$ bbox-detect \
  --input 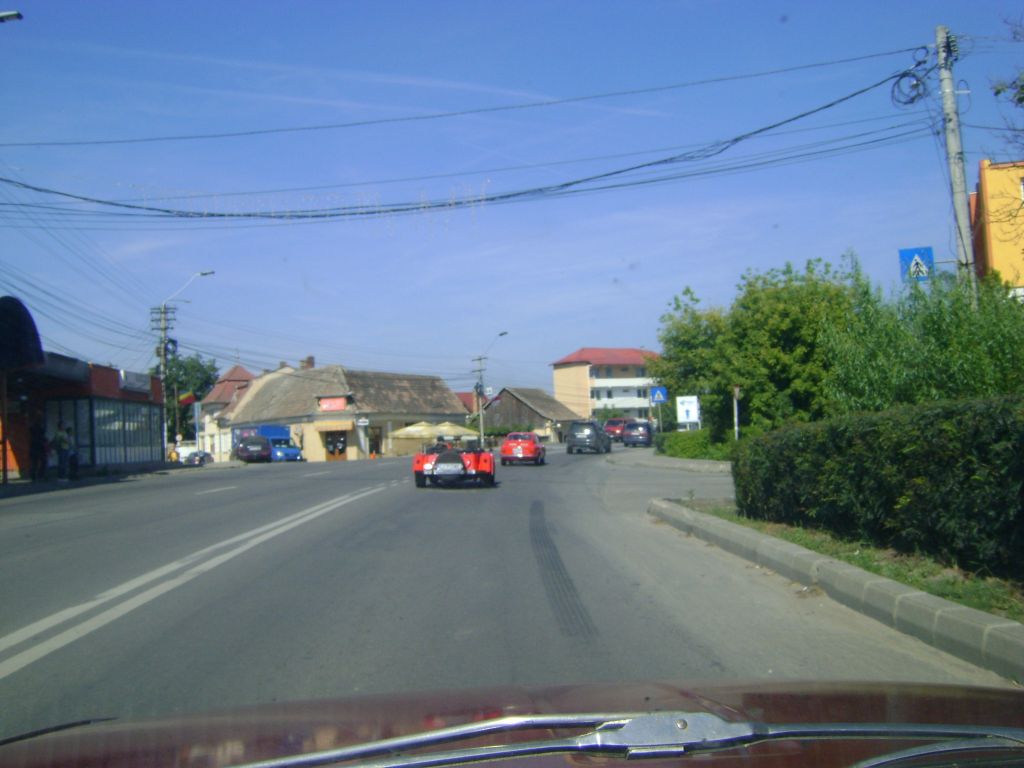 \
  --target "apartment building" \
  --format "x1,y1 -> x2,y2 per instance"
972,158 -> 1024,294
552,347 -> 659,420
